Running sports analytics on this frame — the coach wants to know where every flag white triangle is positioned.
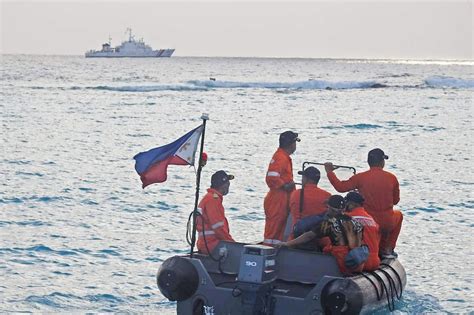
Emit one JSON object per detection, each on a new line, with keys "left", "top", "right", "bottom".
{"left": 175, "top": 126, "right": 203, "bottom": 165}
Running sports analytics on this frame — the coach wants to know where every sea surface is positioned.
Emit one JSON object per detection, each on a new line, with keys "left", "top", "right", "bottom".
{"left": 1, "top": 55, "right": 473, "bottom": 313}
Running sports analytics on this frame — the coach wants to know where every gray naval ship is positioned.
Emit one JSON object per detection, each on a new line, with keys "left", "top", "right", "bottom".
{"left": 157, "top": 241, "right": 406, "bottom": 315}
{"left": 85, "top": 28, "right": 174, "bottom": 58}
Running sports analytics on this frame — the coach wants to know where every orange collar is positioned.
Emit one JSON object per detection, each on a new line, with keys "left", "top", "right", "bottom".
{"left": 369, "top": 166, "right": 384, "bottom": 170}
{"left": 207, "top": 188, "right": 223, "bottom": 198}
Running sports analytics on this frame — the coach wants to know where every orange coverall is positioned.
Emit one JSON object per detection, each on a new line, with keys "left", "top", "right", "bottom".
{"left": 347, "top": 207, "right": 381, "bottom": 271}
{"left": 289, "top": 183, "right": 331, "bottom": 239}
{"left": 323, "top": 245, "right": 364, "bottom": 275}
{"left": 328, "top": 167, "right": 402, "bottom": 253}
{"left": 196, "top": 188, "right": 234, "bottom": 254}
{"left": 263, "top": 148, "right": 294, "bottom": 245}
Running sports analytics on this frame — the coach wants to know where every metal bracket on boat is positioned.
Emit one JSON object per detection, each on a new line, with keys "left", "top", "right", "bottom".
{"left": 302, "top": 161, "right": 357, "bottom": 175}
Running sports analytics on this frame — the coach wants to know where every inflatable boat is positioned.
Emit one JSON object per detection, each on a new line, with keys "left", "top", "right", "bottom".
{"left": 157, "top": 241, "right": 406, "bottom": 314}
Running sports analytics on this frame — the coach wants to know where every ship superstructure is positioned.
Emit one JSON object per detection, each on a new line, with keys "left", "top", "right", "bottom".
{"left": 85, "top": 28, "right": 174, "bottom": 58}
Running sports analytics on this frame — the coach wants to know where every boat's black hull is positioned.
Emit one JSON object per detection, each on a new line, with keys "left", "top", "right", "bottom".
{"left": 157, "top": 242, "right": 406, "bottom": 314}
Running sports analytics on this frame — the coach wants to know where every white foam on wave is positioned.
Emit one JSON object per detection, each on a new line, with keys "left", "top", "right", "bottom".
{"left": 187, "top": 79, "right": 381, "bottom": 90}
{"left": 425, "top": 76, "right": 474, "bottom": 88}
{"left": 92, "top": 84, "right": 208, "bottom": 92}
{"left": 85, "top": 79, "right": 385, "bottom": 92}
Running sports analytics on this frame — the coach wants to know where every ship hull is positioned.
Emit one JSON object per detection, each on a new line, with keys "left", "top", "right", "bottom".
{"left": 85, "top": 49, "right": 174, "bottom": 58}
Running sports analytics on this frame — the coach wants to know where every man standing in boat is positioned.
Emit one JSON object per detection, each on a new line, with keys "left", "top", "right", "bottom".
{"left": 263, "top": 131, "right": 300, "bottom": 246}
{"left": 196, "top": 170, "right": 235, "bottom": 255}
{"left": 324, "top": 148, "right": 402, "bottom": 258}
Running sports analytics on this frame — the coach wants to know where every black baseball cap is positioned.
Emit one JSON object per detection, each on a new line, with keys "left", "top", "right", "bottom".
{"left": 344, "top": 191, "right": 365, "bottom": 205}
{"left": 211, "top": 170, "right": 234, "bottom": 188}
{"left": 298, "top": 166, "right": 321, "bottom": 182}
{"left": 368, "top": 148, "right": 389, "bottom": 164}
{"left": 327, "top": 195, "right": 345, "bottom": 210}
{"left": 279, "top": 131, "right": 300, "bottom": 147}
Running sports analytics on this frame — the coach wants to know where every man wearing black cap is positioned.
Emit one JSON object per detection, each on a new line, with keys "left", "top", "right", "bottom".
{"left": 196, "top": 170, "right": 235, "bottom": 255}
{"left": 263, "top": 131, "right": 300, "bottom": 246}
{"left": 344, "top": 192, "right": 381, "bottom": 270}
{"left": 324, "top": 148, "right": 402, "bottom": 258}
{"left": 289, "top": 166, "right": 331, "bottom": 236}
{"left": 280, "top": 195, "right": 365, "bottom": 275}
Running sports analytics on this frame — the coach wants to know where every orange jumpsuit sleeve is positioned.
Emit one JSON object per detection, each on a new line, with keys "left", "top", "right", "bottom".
{"left": 289, "top": 190, "right": 302, "bottom": 222}
{"left": 207, "top": 199, "right": 234, "bottom": 241}
{"left": 392, "top": 175, "right": 400, "bottom": 205}
{"left": 327, "top": 171, "right": 359, "bottom": 192}
{"left": 265, "top": 155, "right": 287, "bottom": 190}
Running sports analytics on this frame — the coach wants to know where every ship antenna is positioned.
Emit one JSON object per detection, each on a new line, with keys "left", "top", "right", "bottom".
{"left": 108, "top": 35, "right": 111, "bottom": 45}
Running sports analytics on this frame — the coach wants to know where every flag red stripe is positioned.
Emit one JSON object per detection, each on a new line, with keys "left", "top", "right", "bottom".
{"left": 140, "top": 155, "right": 190, "bottom": 188}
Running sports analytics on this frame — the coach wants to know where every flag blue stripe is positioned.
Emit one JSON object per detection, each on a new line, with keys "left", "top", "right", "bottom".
{"left": 133, "top": 126, "right": 201, "bottom": 174}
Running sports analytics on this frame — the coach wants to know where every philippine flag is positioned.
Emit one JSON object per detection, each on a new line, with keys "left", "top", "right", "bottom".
{"left": 133, "top": 125, "right": 203, "bottom": 188}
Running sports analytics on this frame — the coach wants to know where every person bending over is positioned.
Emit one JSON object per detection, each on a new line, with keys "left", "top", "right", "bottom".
{"left": 344, "top": 191, "right": 381, "bottom": 270}
{"left": 280, "top": 195, "right": 365, "bottom": 275}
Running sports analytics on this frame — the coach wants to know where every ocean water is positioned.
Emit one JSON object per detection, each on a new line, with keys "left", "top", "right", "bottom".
{"left": 1, "top": 55, "right": 473, "bottom": 313}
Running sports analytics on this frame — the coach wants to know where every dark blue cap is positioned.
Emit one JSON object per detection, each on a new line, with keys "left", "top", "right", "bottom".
{"left": 211, "top": 170, "right": 234, "bottom": 188}
{"left": 279, "top": 131, "right": 300, "bottom": 147}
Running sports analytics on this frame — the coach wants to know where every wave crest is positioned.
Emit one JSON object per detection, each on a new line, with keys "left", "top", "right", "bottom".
{"left": 187, "top": 79, "right": 384, "bottom": 90}
{"left": 89, "top": 84, "right": 208, "bottom": 92}
{"left": 85, "top": 79, "right": 386, "bottom": 92}
{"left": 425, "top": 76, "right": 474, "bottom": 88}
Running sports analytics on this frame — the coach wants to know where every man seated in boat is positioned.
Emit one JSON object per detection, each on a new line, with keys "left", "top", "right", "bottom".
{"left": 196, "top": 170, "right": 235, "bottom": 255}
{"left": 344, "top": 191, "right": 381, "bottom": 271}
{"left": 279, "top": 195, "right": 367, "bottom": 275}
{"left": 324, "top": 148, "right": 402, "bottom": 259}
{"left": 289, "top": 166, "right": 331, "bottom": 239}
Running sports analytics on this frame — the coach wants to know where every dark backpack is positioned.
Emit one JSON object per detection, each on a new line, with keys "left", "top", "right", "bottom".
{"left": 293, "top": 214, "right": 326, "bottom": 238}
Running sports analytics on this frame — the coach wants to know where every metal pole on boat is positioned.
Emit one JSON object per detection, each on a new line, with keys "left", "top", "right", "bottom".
{"left": 299, "top": 163, "right": 308, "bottom": 214}
{"left": 306, "top": 162, "right": 357, "bottom": 175}
{"left": 189, "top": 113, "right": 209, "bottom": 257}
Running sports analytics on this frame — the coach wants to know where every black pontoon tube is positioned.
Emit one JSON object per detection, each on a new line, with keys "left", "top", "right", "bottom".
{"left": 357, "top": 263, "right": 404, "bottom": 312}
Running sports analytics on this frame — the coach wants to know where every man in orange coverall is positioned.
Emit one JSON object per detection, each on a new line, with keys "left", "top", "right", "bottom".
{"left": 289, "top": 166, "right": 331, "bottom": 233}
{"left": 197, "top": 170, "right": 235, "bottom": 255}
{"left": 324, "top": 148, "right": 402, "bottom": 258}
{"left": 263, "top": 131, "right": 300, "bottom": 246}
{"left": 344, "top": 191, "right": 381, "bottom": 270}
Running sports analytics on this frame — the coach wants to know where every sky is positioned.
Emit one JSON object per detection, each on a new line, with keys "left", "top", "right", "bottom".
{"left": 1, "top": 0, "right": 472, "bottom": 59}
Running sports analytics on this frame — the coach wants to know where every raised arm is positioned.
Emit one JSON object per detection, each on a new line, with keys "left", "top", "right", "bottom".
{"left": 325, "top": 162, "right": 358, "bottom": 192}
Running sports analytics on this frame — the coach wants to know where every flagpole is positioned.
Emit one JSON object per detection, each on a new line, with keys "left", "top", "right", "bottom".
{"left": 190, "top": 113, "right": 209, "bottom": 257}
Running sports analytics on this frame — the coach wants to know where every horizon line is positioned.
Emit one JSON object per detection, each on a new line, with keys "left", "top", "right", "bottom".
{"left": 1, "top": 53, "right": 473, "bottom": 62}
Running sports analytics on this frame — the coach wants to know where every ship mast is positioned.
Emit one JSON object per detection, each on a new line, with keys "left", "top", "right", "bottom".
{"left": 126, "top": 27, "right": 133, "bottom": 42}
